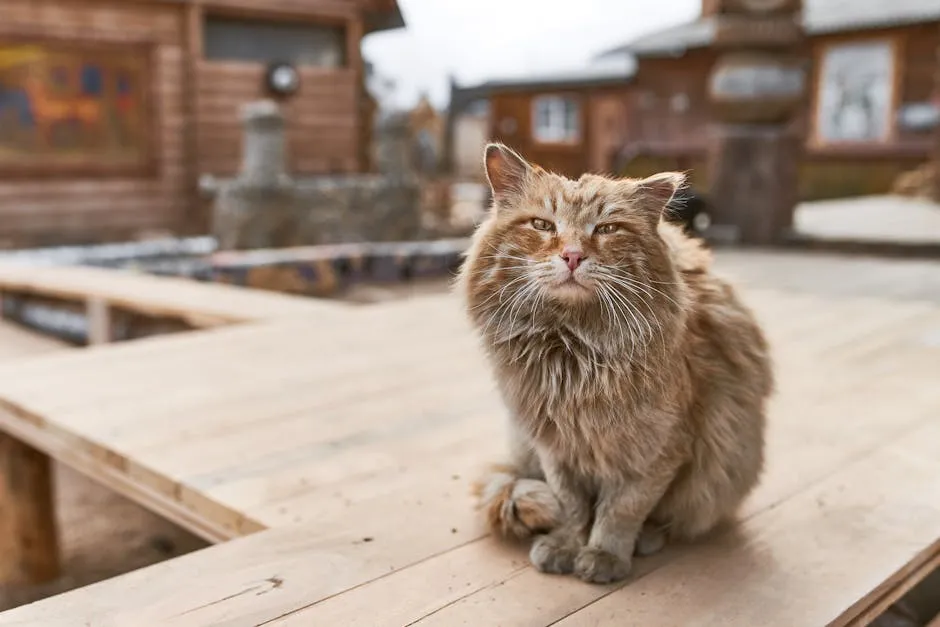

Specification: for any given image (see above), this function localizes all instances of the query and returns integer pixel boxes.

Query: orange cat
[458,144,773,583]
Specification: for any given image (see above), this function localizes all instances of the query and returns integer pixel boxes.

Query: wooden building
[448,0,940,202]
[445,61,635,180]
[603,0,940,200]
[0,0,403,247]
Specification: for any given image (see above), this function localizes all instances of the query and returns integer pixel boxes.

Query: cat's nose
[560,249,584,271]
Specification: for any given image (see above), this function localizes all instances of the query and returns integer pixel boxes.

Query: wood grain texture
[0,433,60,585]
[196,64,359,176]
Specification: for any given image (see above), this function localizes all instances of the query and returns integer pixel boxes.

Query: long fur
[458,144,774,584]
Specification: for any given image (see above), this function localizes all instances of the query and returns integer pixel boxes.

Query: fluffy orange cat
[458,144,774,584]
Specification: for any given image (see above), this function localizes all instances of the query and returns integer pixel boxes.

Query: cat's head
[462,143,688,341]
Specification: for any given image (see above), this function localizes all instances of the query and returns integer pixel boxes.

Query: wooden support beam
[86,297,111,346]
[0,432,60,586]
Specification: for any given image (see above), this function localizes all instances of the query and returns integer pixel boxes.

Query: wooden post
[86,297,112,345]
[0,432,60,585]
[933,22,940,203]
[182,1,205,234]
[705,0,807,245]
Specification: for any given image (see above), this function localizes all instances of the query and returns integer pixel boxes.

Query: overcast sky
[362,0,700,110]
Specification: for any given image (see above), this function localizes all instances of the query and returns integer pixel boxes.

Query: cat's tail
[472,465,561,540]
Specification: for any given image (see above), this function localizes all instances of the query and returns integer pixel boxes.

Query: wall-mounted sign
[0,38,154,177]
[814,38,897,144]
[710,59,805,100]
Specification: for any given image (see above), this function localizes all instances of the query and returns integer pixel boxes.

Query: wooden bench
[0,265,938,624]
[0,263,338,344]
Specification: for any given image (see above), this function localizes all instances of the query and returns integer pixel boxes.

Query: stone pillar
[212,100,297,250]
[240,100,288,186]
[706,0,807,244]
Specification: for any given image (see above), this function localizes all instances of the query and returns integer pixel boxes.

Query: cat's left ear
[634,172,687,225]
[484,143,533,207]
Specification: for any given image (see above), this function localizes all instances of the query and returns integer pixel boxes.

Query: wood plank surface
[0,268,937,625]
[0,321,69,361]
[0,264,336,326]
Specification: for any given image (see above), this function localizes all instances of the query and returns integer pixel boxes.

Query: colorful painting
[0,39,152,175]
[814,39,897,145]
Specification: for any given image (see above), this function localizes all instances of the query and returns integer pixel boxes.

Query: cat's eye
[596,223,620,235]
[531,218,555,232]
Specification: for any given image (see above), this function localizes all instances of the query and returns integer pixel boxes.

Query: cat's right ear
[484,143,532,206]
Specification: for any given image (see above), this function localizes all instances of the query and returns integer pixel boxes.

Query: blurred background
[0,0,938,261]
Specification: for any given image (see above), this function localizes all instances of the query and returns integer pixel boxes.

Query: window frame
[531,95,582,145]
[202,14,347,68]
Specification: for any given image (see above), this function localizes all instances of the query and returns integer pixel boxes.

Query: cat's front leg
[529,456,591,575]
[575,472,674,584]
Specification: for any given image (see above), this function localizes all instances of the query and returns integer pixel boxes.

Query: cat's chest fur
[490,327,684,476]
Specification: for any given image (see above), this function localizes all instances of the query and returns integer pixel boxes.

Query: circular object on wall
[265,62,301,98]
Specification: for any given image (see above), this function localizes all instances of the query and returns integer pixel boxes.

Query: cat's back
[659,222,774,398]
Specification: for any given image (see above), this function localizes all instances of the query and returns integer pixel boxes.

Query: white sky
[362,0,700,110]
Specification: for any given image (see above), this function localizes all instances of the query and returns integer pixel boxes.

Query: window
[204,17,345,67]
[532,96,580,144]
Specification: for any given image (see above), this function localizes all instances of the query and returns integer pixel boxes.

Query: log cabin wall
[0,0,188,247]
[193,0,365,177]
[0,0,389,247]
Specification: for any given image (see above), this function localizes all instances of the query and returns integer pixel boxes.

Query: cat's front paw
[530,532,581,575]
[574,547,632,584]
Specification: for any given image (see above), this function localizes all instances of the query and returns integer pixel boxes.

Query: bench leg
[0,432,61,585]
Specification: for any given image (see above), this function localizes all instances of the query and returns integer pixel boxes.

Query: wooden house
[445,60,635,180]
[602,0,940,199]
[0,0,403,247]
[448,0,940,202]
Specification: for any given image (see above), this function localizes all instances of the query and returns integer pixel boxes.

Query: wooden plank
[0,322,69,362]
[0,404,241,544]
[840,550,940,627]
[546,422,940,627]
[0,264,336,327]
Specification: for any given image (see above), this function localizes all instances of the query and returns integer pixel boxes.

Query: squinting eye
[531,218,555,232]
[596,224,620,235]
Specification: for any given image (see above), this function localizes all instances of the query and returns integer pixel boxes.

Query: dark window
[204,17,346,67]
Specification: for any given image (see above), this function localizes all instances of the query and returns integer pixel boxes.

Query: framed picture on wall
[0,37,155,177]
[813,38,898,145]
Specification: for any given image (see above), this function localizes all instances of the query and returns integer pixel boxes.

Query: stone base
[212,175,423,250]
[707,124,800,245]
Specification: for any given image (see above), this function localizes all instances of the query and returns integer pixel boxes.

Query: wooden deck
[0,252,938,625]
[0,321,68,362]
